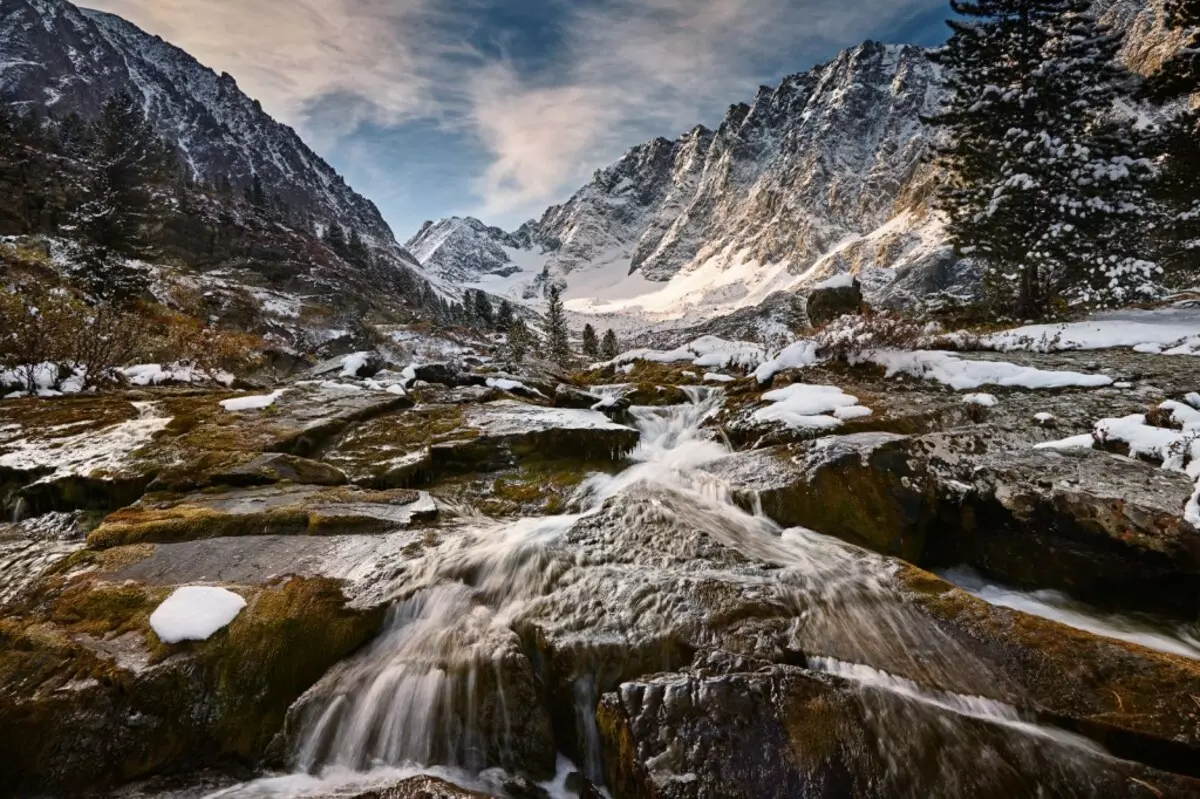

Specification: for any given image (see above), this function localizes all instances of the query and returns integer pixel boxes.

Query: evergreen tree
[545,285,570,366]
[473,290,495,327]
[507,319,531,362]
[347,228,371,268]
[71,91,170,300]
[496,299,515,329]
[927,1,1158,316]
[1141,0,1200,273]
[247,174,266,207]
[600,328,619,360]
[581,323,599,358]
[323,222,347,256]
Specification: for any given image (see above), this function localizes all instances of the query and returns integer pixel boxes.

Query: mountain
[405,0,1179,331]
[0,0,392,245]
[407,41,957,328]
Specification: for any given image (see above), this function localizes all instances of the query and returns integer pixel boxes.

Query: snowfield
[973,308,1200,356]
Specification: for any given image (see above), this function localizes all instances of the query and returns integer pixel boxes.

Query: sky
[85,0,952,240]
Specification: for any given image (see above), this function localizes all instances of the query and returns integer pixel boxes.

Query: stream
[206,390,1175,797]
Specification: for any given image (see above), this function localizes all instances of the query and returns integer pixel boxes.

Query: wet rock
[87,485,434,549]
[554,384,603,409]
[211,452,348,488]
[705,433,936,561]
[414,363,486,388]
[896,566,1200,777]
[411,384,501,405]
[0,573,383,796]
[805,278,863,327]
[324,401,638,488]
[596,662,1200,799]
[341,776,491,799]
[918,431,1200,615]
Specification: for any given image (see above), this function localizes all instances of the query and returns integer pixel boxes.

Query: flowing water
[210,390,1142,797]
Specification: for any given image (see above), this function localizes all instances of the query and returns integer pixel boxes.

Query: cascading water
[213,389,1135,797]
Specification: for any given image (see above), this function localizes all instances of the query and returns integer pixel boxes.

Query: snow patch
[867,350,1113,390]
[220,389,286,412]
[149,586,246,644]
[752,383,872,430]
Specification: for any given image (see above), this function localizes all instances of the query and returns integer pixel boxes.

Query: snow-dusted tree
[928,1,1158,316]
[70,91,171,300]
[506,319,531,362]
[545,285,571,366]
[496,299,515,329]
[1141,0,1200,274]
[323,222,347,256]
[600,328,619,360]
[473,290,495,327]
[581,323,599,358]
[347,228,371,268]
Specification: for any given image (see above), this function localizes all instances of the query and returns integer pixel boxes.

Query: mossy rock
[86,485,427,549]
[0,573,384,796]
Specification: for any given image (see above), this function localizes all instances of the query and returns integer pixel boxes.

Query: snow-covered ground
[971,308,1200,356]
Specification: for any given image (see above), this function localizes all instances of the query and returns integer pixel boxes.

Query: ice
[867,350,1113,390]
[220,389,286,411]
[149,586,247,644]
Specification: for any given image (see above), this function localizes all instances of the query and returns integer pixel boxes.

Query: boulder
[413,363,486,388]
[597,660,1200,799]
[340,776,491,799]
[210,452,348,488]
[704,433,936,562]
[805,277,863,327]
[554,384,603,410]
[0,571,384,796]
[86,485,435,549]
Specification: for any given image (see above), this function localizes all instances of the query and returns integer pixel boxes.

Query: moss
[88,506,313,549]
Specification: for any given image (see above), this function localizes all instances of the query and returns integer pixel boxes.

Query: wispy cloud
[86,0,944,230]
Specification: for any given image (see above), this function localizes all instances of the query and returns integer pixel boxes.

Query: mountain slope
[0,0,392,245]
[406,42,952,328]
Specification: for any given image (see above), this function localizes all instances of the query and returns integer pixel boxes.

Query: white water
[941,566,1200,660]
[211,390,1127,797]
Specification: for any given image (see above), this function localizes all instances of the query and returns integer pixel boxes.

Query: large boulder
[597,658,1200,798]
[805,277,863,327]
[0,566,384,796]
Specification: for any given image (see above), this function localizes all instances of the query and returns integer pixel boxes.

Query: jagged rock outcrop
[0,0,393,244]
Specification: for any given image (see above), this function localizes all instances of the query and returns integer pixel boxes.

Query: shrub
[814,311,923,361]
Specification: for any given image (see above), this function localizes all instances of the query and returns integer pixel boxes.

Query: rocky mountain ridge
[406,0,1178,329]
[0,0,395,246]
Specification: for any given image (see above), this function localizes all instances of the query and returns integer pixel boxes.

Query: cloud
[86,0,944,229]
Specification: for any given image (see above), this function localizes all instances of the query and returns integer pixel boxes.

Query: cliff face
[0,0,394,244]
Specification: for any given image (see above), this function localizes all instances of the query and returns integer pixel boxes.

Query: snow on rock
[752,383,872,430]
[753,340,822,384]
[1034,434,1097,452]
[979,308,1200,355]
[866,350,1114,391]
[1034,412,1057,424]
[486,377,546,397]
[123,363,233,387]
[704,373,736,383]
[0,401,170,480]
[813,272,857,290]
[149,586,246,644]
[319,381,364,393]
[963,393,998,407]
[219,389,286,412]
[612,336,766,371]
[339,352,373,378]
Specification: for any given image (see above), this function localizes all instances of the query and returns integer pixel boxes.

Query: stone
[413,363,486,388]
[340,776,491,799]
[211,452,348,488]
[805,278,863,327]
[86,485,433,549]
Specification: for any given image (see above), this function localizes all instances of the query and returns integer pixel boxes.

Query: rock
[0,573,384,796]
[917,431,1200,616]
[554,384,603,409]
[705,433,936,562]
[805,278,863,327]
[304,353,384,380]
[86,485,433,549]
[413,363,486,388]
[597,661,1200,799]
[410,384,501,405]
[211,453,348,488]
[340,776,491,799]
[323,401,638,488]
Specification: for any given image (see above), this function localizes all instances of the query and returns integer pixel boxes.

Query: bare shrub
[814,311,923,361]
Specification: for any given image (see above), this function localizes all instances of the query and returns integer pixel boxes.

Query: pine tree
[927,1,1158,316]
[601,328,619,360]
[323,223,347,256]
[496,299,515,329]
[507,319,531,361]
[581,323,599,358]
[249,174,266,207]
[473,290,495,327]
[70,91,170,300]
[1141,0,1200,274]
[347,228,371,268]
[545,285,570,366]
